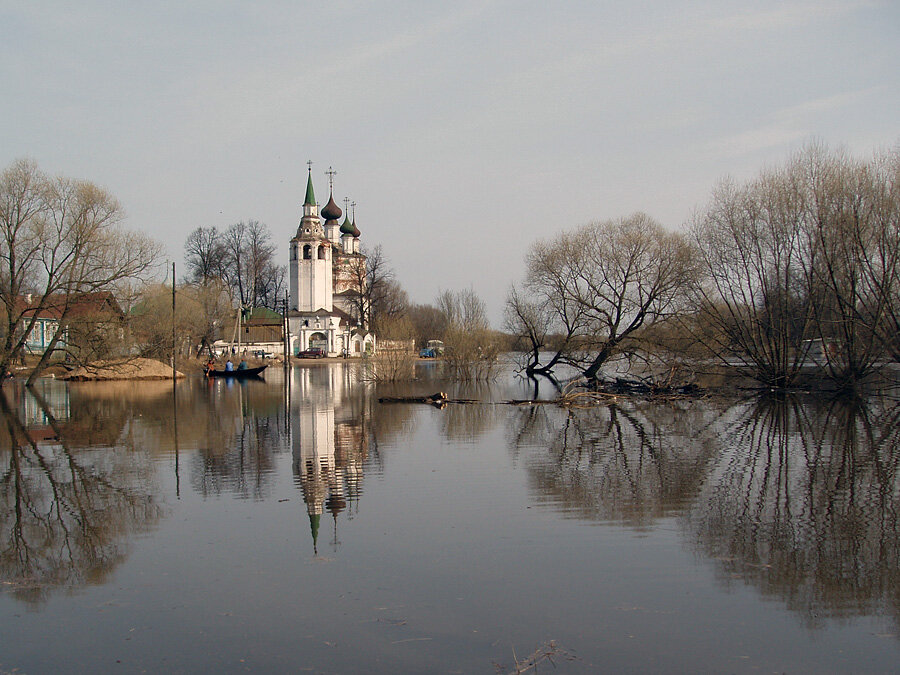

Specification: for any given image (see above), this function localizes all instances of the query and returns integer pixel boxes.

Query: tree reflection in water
[508,391,900,629]
[0,381,164,604]
[507,399,723,527]
[687,394,900,630]
[188,378,291,499]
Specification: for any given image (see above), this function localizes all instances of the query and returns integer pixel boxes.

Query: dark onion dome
[321,194,342,221]
[352,217,361,238]
[340,213,354,235]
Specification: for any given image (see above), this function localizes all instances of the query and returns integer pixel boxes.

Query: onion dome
[352,217,361,238]
[340,213,354,235]
[321,194,342,221]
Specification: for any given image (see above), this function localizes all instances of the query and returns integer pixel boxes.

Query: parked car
[297,347,326,358]
[419,348,436,358]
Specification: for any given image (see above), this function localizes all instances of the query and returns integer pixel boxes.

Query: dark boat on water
[205,365,268,378]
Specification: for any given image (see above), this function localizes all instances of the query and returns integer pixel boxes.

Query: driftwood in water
[377,392,479,407]
[377,380,705,411]
[379,391,447,405]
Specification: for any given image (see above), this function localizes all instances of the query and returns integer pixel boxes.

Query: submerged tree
[691,143,900,390]
[437,288,502,380]
[510,213,696,381]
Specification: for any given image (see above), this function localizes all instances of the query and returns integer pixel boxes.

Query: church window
[303,245,312,259]
[318,245,326,260]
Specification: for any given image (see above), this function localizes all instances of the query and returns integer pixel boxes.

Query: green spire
[304,167,316,207]
[309,512,320,554]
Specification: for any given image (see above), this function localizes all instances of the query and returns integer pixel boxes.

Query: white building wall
[293,245,333,313]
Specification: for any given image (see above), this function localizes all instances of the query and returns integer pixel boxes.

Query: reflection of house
[18,292,124,357]
[287,166,376,357]
[291,365,369,553]
[21,379,71,426]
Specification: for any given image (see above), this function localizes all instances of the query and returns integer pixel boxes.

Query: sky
[2,0,898,326]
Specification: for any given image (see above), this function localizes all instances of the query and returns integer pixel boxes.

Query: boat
[205,365,268,378]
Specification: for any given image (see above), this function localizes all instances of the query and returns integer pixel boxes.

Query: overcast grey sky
[2,1,898,325]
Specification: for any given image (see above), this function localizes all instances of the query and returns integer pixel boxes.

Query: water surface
[1,363,898,673]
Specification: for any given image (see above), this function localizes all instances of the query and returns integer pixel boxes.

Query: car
[297,347,326,358]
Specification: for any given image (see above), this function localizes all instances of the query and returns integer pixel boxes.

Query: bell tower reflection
[290,365,369,554]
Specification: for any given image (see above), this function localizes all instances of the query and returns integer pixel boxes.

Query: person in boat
[238,359,247,370]
[225,359,234,372]
[206,358,215,372]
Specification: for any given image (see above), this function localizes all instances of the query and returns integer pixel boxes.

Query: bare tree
[0,159,46,362]
[870,147,900,361]
[343,244,408,333]
[797,146,887,388]
[0,159,161,380]
[437,288,501,380]
[184,226,224,283]
[505,273,586,377]
[202,220,283,310]
[691,143,900,390]
[690,173,813,388]
[504,284,550,373]
[406,302,447,347]
[129,281,232,361]
[521,213,695,382]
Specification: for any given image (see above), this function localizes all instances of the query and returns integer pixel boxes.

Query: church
[287,165,376,357]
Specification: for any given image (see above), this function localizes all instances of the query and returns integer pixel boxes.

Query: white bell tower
[290,163,333,312]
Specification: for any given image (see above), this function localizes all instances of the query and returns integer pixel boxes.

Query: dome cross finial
[326,166,337,192]
[303,160,316,208]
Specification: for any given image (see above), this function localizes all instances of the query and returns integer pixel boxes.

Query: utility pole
[171,262,176,381]
[283,292,290,368]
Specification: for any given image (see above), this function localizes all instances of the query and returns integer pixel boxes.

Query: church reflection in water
[289,365,372,554]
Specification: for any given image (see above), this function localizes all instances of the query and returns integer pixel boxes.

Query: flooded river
[1,361,899,673]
